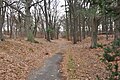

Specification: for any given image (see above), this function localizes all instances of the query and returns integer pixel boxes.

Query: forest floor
[61,35,113,80]
[0,35,114,80]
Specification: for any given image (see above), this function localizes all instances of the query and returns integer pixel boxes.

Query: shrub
[99,38,120,80]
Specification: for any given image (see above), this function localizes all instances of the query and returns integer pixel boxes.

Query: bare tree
[0,0,6,41]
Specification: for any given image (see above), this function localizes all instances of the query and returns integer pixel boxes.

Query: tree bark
[0,0,5,41]
[114,0,120,40]
[72,0,77,44]
[82,17,85,39]
[25,0,35,42]
[44,0,50,41]
[65,0,69,41]
[91,17,98,48]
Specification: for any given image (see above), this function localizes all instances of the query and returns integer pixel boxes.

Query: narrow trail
[27,39,67,80]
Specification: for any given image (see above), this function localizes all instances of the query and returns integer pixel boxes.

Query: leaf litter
[0,38,58,80]
[0,35,114,80]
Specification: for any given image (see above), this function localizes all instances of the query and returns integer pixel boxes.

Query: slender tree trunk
[114,0,120,40]
[33,6,38,37]
[78,13,82,42]
[109,16,113,34]
[48,0,53,40]
[18,13,23,37]
[39,9,46,38]
[0,14,3,41]
[73,15,77,44]
[0,0,3,41]
[114,20,120,40]
[56,27,60,39]
[7,11,9,34]
[102,21,106,33]
[65,0,69,41]
[105,15,108,40]
[0,0,5,41]
[68,0,73,41]
[44,0,50,41]
[87,19,91,37]
[82,17,85,39]
[72,0,77,44]
[10,11,13,38]
[33,21,37,37]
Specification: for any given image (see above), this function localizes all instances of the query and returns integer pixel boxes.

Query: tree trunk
[0,15,3,41]
[25,10,34,42]
[72,0,77,44]
[73,15,77,44]
[10,11,13,38]
[0,3,3,41]
[105,15,109,40]
[56,27,60,39]
[33,6,38,37]
[65,0,69,41]
[25,0,35,42]
[102,21,106,33]
[114,20,120,40]
[114,0,120,40]
[91,17,98,48]
[69,0,73,41]
[109,16,113,34]
[78,14,82,42]
[44,0,50,41]
[6,11,9,34]
[0,0,5,41]
[82,17,85,39]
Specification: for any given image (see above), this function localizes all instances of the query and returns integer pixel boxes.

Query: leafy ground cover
[0,35,114,80]
[0,38,59,80]
[61,35,114,80]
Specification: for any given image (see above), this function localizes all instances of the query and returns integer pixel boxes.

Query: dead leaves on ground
[61,35,113,80]
[0,36,114,80]
[0,39,58,80]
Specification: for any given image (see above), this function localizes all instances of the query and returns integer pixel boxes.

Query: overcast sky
[58,0,65,16]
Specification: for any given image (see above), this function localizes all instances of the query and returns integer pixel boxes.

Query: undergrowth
[98,38,120,80]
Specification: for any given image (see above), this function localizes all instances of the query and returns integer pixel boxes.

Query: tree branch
[0,1,17,8]
[29,0,44,9]
[3,1,25,17]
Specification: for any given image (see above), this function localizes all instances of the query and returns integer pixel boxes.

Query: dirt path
[27,53,63,80]
[27,39,67,80]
